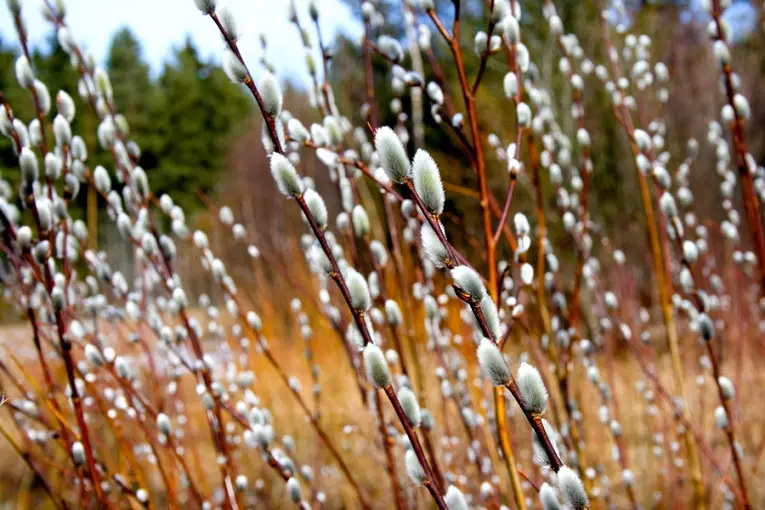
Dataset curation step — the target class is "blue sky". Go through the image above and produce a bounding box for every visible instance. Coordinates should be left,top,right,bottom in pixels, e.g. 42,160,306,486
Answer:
0,0,363,85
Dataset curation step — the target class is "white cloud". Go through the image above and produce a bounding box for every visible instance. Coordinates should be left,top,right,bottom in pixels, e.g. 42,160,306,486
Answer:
0,0,363,87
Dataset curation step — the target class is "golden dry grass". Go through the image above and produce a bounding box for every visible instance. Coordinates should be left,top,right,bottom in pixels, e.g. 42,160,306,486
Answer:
1,293,763,509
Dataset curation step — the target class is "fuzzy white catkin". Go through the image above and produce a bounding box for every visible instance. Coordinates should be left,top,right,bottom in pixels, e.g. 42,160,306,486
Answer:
718,376,734,400
34,81,51,115
421,222,449,268
72,441,86,466
84,343,103,367
557,466,589,509
218,6,239,40
15,56,35,89
714,406,728,429
477,338,510,386
517,362,548,414
539,482,562,510
444,485,468,510
270,153,303,197
222,51,248,83
697,314,714,342
375,126,410,182
194,0,217,13
520,263,534,285
286,477,302,503
504,72,518,99
451,265,486,302
19,148,39,182
480,296,501,340
303,189,328,229
363,344,392,388
404,449,427,484
288,118,309,142
53,115,72,146
426,82,444,104
398,386,421,427
412,149,445,215
516,102,532,127
352,205,370,237
57,90,76,122
659,193,678,219
157,413,171,435
346,268,371,311
16,227,32,250
93,166,111,194
514,212,530,235
370,240,388,267
385,300,403,326
259,73,282,117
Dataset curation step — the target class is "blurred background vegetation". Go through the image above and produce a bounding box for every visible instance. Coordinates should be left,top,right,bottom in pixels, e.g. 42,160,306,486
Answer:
1,0,764,315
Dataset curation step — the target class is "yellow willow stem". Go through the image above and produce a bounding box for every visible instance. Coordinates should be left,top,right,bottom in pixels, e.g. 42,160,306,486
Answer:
636,172,705,507
494,388,527,510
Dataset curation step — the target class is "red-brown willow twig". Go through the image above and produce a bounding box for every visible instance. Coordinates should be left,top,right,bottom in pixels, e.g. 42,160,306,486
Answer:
708,0,765,298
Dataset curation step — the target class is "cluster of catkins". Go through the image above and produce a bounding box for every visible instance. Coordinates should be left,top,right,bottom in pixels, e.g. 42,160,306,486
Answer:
0,0,761,508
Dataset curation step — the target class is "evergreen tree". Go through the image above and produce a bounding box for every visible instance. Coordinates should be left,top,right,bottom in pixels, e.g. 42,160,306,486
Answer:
148,38,251,212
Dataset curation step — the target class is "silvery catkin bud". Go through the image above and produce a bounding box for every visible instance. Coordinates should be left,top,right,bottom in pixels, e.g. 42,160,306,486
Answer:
557,466,589,509
84,343,103,367
370,240,388,267
659,193,678,219
252,423,271,449
218,6,239,40
375,126,410,182
451,265,486,302
517,362,548,414
426,82,444,105
718,376,734,400
714,406,728,429
698,313,714,341
259,72,282,117
93,166,111,194
404,449,427,484
480,296,501,340
288,118,309,142
398,387,421,427
270,153,303,197
157,413,171,435
477,338,510,386
286,477,302,503
421,223,450,268
412,149,445,215
53,115,72,146
57,91,75,122
15,56,35,89
194,0,217,13
16,226,32,251
72,441,86,466
346,268,371,311
222,51,248,83
44,153,62,180
504,72,518,99
303,189,327,229
516,102,532,128
385,300,403,326
733,94,750,120
363,344,391,388
539,482,562,510
34,81,51,114
351,205,370,237
444,485,468,510
19,147,38,182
